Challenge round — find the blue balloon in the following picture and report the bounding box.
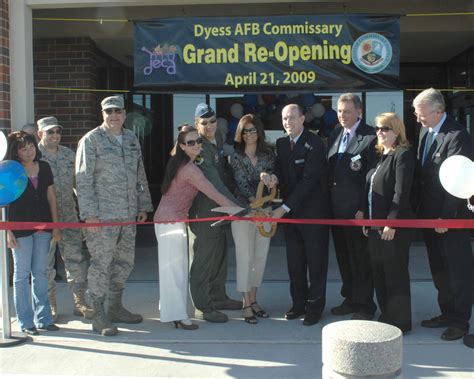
[243,94,258,107]
[302,94,316,108]
[0,160,28,207]
[323,108,338,126]
[224,117,240,144]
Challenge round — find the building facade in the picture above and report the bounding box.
[1,0,473,206]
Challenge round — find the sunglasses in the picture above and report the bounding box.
[46,129,62,135]
[104,108,123,115]
[199,118,217,126]
[184,137,203,147]
[242,127,257,135]
[375,126,392,133]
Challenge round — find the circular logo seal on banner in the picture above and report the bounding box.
[352,33,393,74]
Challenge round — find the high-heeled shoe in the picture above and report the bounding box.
[243,306,258,324]
[251,302,269,318]
[173,320,199,330]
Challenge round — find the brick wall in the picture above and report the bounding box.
[33,37,100,148]
[0,0,10,132]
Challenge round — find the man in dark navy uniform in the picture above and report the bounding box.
[328,93,377,320]
[264,103,330,326]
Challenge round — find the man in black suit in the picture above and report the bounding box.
[413,88,472,341]
[328,93,377,320]
[262,104,330,326]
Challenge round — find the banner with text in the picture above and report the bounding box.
[134,15,400,92]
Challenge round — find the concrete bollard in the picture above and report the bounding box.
[322,320,402,378]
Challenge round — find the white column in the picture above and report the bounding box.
[9,0,34,131]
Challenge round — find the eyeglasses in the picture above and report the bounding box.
[199,118,217,126]
[184,137,203,147]
[104,108,123,115]
[46,129,62,135]
[375,126,392,133]
[242,127,257,135]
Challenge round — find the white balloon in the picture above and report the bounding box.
[0,131,7,161]
[439,155,474,199]
[230,103,244,119]
[311,103,325,118]
[217,117,228,134]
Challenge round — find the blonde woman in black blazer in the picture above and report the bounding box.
[363,113,415,333]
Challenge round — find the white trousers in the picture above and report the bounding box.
[231,220,271,293]
[155,223,193,323]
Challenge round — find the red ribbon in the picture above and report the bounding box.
[0,217,472,231]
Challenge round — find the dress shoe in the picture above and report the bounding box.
[214,298,243,310]
[463,334,474,348]
[303,313,321,326]
[285,307,305,320]
[441,327,467,341]
[22,327,39,336]
[173,320,199,330]
[250,302,269,318]
[202,310,228,323]
[351,312,374,321]
[331,303,357,316]
[242,306,258,324]
[38,323,60,331]
[421,315,449,328]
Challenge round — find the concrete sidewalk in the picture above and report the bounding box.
[1,280,473,378]
[1,228,473,378]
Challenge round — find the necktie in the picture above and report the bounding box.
[422,131,434,165]
[340,132,349,153]
[337,132,349,162]
[290,138,295,151]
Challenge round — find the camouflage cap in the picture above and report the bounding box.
[37,116,63,131]
[101,96,124,111]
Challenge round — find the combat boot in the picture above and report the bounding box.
[92,297,118,336]
[73,290,94,319]
[49,293,58,322]
[107,290,143,324]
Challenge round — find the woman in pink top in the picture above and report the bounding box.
[154,124,238,330]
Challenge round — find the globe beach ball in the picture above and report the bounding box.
[0,160,28,207]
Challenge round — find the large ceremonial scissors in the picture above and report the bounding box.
[211,181,280,237]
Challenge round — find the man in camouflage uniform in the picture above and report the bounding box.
[188,103,242,323]
[37,116,92,321]
[75,96,153,336]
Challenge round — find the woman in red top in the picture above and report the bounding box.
[154,125,239,330]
